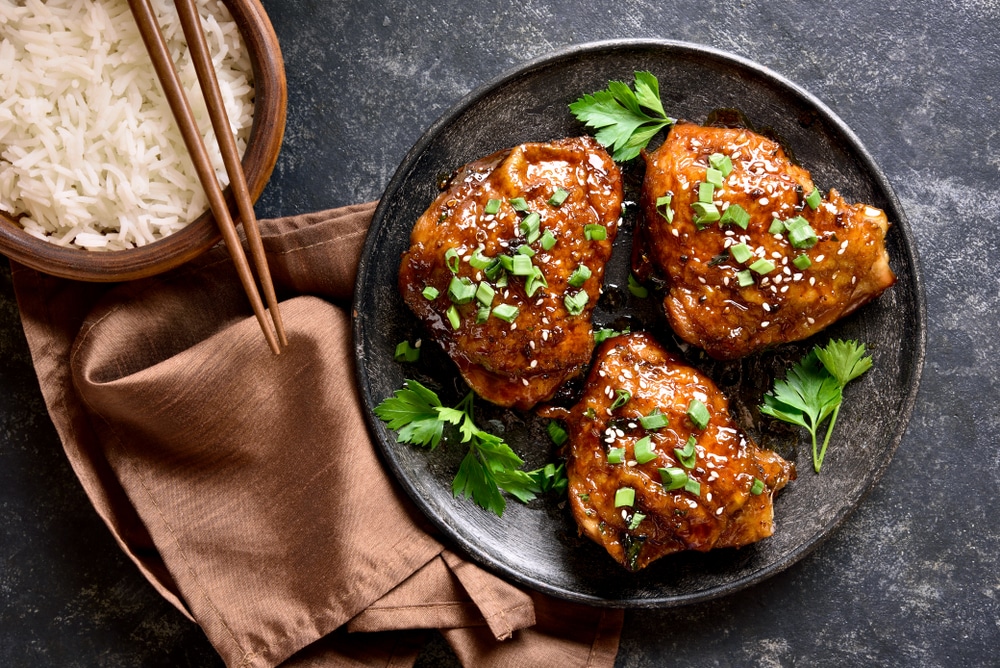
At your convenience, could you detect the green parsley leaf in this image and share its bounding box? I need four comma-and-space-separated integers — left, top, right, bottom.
569, 71, 676, 161
375, 381, 539, 516
760, 340, 872, 472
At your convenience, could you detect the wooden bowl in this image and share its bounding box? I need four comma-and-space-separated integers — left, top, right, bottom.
0, 0, 286, 282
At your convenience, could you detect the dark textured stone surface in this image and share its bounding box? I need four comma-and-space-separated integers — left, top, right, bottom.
2, 1, 997, 666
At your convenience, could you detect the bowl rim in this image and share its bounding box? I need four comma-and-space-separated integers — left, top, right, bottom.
0, 0, 286, 282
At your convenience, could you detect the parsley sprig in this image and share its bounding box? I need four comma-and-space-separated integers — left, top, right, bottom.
760, 340, 873, 472
569, 71, 675, 161
374, 379, 549, 516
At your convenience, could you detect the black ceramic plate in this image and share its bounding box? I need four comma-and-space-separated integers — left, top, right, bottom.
352, 40, 925, 607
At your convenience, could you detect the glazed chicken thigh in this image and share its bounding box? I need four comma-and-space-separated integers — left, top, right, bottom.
635, 122, 895, 359
559, 332, 794, 571
399, 137, 623, 409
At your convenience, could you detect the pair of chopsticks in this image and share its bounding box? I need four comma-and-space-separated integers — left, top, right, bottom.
128, 0, 286, 354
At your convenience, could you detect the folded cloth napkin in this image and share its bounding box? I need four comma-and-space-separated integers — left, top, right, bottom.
11, 202, 623, 668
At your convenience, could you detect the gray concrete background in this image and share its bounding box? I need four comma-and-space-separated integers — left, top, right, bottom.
2, 1, 997, 665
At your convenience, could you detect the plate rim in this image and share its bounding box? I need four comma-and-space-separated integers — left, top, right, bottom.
352, 38, 927, 608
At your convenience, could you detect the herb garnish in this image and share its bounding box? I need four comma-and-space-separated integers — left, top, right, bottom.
569, 71, 675, 161
374, 380, 540, 516
760, 339, 873, 472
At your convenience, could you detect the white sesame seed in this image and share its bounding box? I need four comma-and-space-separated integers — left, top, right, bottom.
807, 317, 816, 325
759, 197, 769, 206
530, 360, 538, 369
706, 492, 713, 502
716, 507, 724, 515
522, 378, 529, 386
762, 303, 771, 312
761, 321, 770, 328
809, 276, 816, 286
815, 254, 825, 262
672, 228, 680, 237
542, 331, 549, 341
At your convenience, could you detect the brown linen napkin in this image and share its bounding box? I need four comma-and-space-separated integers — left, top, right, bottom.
12, 202, 623, 668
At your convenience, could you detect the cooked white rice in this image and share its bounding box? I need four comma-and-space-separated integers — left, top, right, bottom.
0, 0, 254, 250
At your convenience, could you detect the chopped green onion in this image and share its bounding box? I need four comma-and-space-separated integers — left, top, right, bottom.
805, 187, 821, 210
628, 273, 649, 298
445, 248, 460, 273
687, 398, 710, 430
719, 203, 750, 229
469, 248, 492, 269
659, 467, 688, 490
548, 187, 569, 207
784, 215, 810, 231
607, 446, 625, 464
698, 181, 715, 203
547, 420, 568, 446
484, 198, 501, 215
448, 276, 477, 304
614, 487, 635, 507
476, 305, 491, 324
594, 327, 626, 344
684, 477, 701, 496
691, 201, 720, 227
564, 289, 589, 316
446, 305, 461, 330
610, 389, 631, 410
511, 254, 534, 276
639, 409, 669, 430
475, 281, 495, 306
394, 340, 420, 363
540, 228, 557, 251
517, 244, 535, 257
492, 303, 519, 322
422, 285, 440, 300
568, 263, 592, 288
709, 152, 733, 177
509, 197, 529, 212
736, 269, 754, 287
655, 194, 674, 222
749, 258, 776, 275
750, 477, 766, 495
627, 512, 646, 530
584, 224, 607, 241
729, 242, 753, 264
498, 255, 514, 273
793, 253, 813, 270
787, 222, 818, 249
495, 272, 508, 288
706, 167, 724, 188
520, 212, 541, 243
769, 218, 786, 235
484, 257, 505, 281
525, 266, 547, 297
634, 436, 657, 464
674, 436, 697, 468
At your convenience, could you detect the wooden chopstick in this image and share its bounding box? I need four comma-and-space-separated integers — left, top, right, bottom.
127, 0, 285, 354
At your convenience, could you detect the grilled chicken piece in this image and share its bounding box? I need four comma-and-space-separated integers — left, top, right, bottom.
635, 122, 896, 359
558, 332, 794, 571
399, 137, 623, 409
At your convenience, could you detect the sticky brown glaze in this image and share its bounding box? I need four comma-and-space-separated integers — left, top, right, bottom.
399, 137, 623, 409
636, 122, 896, 360
560, 332, 794, 571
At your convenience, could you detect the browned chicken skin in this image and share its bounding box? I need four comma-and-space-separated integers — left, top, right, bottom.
636, 122, 896, 359
399, 137, 624, 409
558, 332, 794, 571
